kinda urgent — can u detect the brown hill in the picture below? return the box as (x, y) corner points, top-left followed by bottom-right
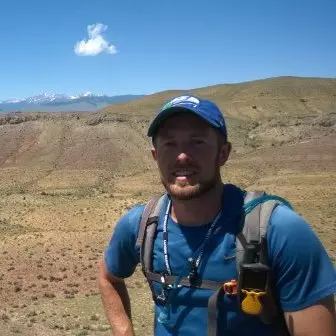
(0, 76), (335, 181)
(100, 76), (336, 149)
(0, 76), (335, 197)
(102, 76), (336, 120)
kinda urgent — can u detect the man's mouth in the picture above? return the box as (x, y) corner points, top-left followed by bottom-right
(173, 170), (196, 181)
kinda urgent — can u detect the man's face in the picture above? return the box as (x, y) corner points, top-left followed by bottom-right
(151, 112), (231, 200)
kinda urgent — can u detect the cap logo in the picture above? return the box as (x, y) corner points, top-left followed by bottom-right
(162, 95), (200, 110)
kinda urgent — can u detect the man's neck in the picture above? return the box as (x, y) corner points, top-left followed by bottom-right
(170, 183), (224, 226)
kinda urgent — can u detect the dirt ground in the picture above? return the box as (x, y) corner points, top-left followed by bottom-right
(0, 136), (335, 336)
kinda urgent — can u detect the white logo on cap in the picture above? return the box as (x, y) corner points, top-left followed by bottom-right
(163, 95), (200, 110)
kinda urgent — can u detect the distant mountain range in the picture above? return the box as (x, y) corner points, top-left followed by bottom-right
(0, 92), (145, 112)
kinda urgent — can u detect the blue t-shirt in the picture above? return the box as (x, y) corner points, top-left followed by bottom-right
(104, 184), (336, 336)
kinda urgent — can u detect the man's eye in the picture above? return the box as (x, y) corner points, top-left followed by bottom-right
(164, 141), (175, 147)
(193, 139), (205, 145)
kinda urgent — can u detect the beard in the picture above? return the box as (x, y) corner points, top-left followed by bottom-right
(158, 147), (224, 200)
(160, 168), (221, 201)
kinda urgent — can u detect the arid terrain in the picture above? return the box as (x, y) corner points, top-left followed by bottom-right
(0, 77), (335, 335)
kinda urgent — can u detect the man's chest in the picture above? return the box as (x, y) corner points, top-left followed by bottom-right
(152, 226), (239, 284)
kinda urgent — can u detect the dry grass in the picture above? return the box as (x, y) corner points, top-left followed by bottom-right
(0, 136), (334, 335)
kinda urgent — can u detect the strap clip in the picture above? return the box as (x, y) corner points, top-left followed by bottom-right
(160, 273), (167, 285)
(156, 273), (170, 305)
(223, 279), (238, 295)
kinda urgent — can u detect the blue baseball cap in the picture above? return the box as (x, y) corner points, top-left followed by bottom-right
(147, 95), (227, 138)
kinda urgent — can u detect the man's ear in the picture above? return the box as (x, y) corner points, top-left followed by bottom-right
(151, 146), (157, 162)
(219, 142), (232, 166)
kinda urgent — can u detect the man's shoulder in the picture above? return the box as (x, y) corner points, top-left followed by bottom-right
(119, 202), (146, 228)
(107, 203), (146, 250)
(265, 201), (336, 312)
(269, 203), (307, 232)
(126, 202), (147, 218)
(266, 202), (327, 261)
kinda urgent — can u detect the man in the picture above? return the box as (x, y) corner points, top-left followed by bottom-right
(99, 95), (336, 335)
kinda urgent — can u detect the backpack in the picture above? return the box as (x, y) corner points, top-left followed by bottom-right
(135, 189), (292, 335)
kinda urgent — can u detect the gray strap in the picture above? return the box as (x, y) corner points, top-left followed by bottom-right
(236, 191), (264, 270)
(236, 191), (279, 271)
(243, 191), (265, 243)
(259, 201), (279, 238)
(242, 191), (282, 246)
(236, 192), (289, 332)
(258, 200), (280, 264)
(235, 232), (247, 269)
(208, 287), (223, 336)
(151, 194), (166, 218)
(135, 195), (161, 248)
(141, 195), (166, 272)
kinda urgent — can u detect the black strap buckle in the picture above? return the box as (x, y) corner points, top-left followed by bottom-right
(188, 258), (200, 287)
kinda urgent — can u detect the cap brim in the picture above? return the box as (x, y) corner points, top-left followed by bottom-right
(147, 106), (218, 137)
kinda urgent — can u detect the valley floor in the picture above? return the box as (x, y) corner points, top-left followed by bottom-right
(0, 136), (335, 336)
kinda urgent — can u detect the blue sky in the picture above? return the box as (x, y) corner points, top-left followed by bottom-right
(0, 0), (335, 100)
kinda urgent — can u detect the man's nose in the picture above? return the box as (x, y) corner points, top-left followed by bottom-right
(176, 146), (192, 163)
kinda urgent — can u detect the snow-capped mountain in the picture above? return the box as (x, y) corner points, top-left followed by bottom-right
(3, 98), (25, 104)
(1, 92), (104, 104)
(24, 93), (72, 104)
(80, 91), (98, 98)
(0, 92), (144, 113)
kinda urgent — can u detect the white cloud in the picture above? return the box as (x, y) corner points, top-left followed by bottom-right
(74, 23), (117, 56)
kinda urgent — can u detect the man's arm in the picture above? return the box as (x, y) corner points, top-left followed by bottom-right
(284, 295), (335, 336)
(268, 205), (336, 336)
(99, 259), (135, 336)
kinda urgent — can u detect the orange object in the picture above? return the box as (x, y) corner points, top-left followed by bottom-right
(223, 279), (238, 295)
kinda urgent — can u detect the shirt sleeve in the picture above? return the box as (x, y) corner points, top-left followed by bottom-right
(104, 204), (145, 278)
(267, 204), (336, 312)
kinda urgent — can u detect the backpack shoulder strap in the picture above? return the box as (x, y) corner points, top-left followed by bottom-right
(208, 190), (289, 336)
(136, 194), (166, 275)
(236, 191), (291, 334)
(236, 191), (283, 266)
(135, 195), (162, 248)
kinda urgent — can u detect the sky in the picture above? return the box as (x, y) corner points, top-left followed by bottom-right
(0, 0), (335, 100)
